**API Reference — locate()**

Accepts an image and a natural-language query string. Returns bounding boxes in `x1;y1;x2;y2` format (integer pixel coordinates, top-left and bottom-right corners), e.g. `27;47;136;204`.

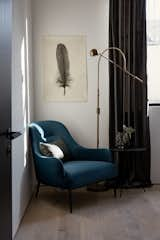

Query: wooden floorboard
15;186;160;240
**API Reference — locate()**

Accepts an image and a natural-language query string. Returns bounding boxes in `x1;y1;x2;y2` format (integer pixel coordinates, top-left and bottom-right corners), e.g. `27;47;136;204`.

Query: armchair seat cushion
64;160;117;189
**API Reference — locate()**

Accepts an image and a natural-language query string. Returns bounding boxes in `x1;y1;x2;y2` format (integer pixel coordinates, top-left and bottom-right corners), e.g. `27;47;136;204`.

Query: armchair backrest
29;120;78;158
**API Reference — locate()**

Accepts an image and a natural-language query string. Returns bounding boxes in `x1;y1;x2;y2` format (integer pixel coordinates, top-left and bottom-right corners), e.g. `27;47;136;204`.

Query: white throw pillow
40;142;64;159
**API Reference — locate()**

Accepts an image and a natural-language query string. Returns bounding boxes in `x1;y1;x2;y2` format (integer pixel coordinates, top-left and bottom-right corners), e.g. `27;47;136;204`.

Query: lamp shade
90;49;98;56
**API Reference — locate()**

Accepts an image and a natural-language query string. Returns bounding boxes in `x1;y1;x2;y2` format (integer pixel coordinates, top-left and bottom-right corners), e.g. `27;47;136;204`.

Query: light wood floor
15;186;160;240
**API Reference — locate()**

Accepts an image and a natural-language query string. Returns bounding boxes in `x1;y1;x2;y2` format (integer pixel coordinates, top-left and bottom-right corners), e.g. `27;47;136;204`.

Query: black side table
110;147;147;197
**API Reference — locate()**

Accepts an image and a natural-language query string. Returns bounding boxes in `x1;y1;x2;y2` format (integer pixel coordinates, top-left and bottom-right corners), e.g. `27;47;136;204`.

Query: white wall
149;106;160;183
12;0;34;237
32;0;109;148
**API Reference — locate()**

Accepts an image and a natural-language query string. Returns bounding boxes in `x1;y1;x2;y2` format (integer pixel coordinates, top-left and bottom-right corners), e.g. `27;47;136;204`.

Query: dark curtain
109;0;151;186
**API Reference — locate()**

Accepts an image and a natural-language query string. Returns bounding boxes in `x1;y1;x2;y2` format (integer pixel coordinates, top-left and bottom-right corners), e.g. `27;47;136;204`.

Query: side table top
110;147;147;152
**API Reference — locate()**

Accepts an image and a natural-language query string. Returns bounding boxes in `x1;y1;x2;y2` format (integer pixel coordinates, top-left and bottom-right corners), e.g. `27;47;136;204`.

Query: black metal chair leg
35;181;40;198
113;187;117;198
68;189;72;213
120;188;123;198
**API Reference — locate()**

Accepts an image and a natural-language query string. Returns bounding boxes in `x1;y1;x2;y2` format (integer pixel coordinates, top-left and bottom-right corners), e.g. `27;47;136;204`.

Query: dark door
0;0;12;239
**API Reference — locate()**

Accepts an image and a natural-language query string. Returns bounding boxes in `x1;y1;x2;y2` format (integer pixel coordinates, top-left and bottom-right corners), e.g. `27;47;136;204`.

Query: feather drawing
56;43;72;95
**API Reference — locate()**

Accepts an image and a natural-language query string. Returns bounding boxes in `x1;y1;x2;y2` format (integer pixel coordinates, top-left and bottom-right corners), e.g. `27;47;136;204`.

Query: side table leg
120;188;123;198
119;177;123;198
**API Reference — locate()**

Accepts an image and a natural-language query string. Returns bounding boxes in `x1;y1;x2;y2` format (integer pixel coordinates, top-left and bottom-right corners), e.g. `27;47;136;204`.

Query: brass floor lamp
90;48;143;148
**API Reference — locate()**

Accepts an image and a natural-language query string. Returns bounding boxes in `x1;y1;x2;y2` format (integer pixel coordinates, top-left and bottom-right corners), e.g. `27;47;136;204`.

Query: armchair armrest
72;146;112;162
35;152;66;186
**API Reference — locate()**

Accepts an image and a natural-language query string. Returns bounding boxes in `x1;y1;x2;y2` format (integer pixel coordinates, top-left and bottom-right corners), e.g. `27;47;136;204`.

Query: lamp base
87;181;111;192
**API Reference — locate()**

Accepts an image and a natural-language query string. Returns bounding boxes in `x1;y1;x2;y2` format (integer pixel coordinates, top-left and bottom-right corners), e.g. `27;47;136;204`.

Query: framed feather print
42;35;87;102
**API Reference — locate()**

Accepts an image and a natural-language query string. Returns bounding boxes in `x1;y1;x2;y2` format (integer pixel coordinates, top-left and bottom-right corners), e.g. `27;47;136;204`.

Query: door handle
0;128;22;140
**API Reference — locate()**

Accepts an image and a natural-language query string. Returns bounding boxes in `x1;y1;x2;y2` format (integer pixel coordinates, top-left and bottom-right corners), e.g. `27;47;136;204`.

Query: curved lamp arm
99;47;127;72
90;48;143;83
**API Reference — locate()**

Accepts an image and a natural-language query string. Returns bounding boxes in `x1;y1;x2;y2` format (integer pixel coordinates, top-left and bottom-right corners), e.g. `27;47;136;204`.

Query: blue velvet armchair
29;121;118;212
